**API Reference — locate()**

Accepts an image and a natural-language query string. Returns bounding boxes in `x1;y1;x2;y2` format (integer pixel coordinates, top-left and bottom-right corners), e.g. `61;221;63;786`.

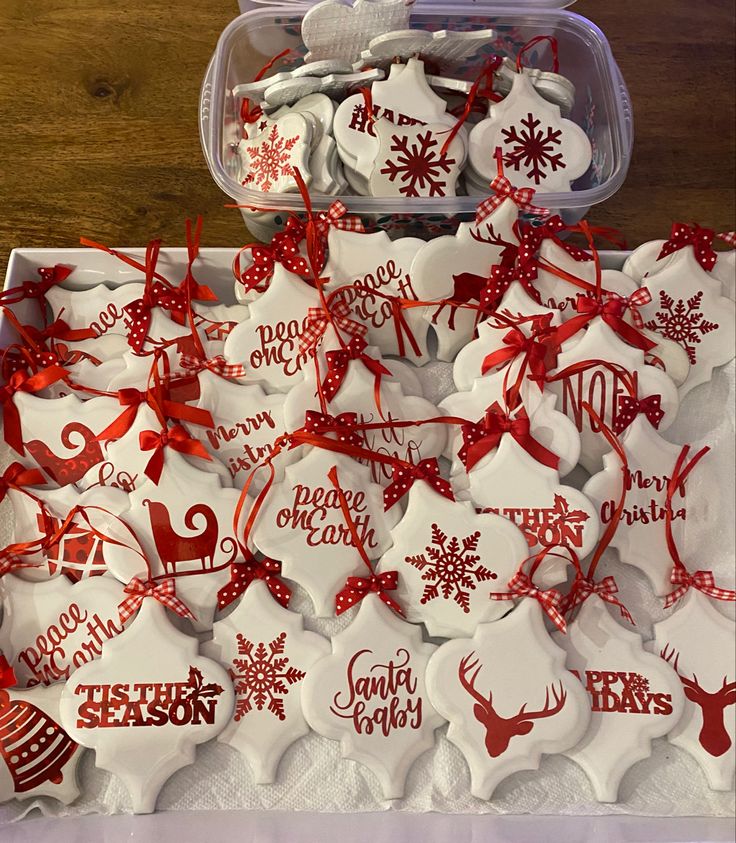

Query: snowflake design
379;131;457;198
501;113;566;185
405;524;497;613
243;124;299;192
626;673;651;702
230;632;306;721
644;290;719;365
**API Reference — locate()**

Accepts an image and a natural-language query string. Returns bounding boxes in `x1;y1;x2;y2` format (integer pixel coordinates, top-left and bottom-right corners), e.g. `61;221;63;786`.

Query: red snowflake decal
626;673;651;702
379;131;457;197
230;632;306;721
501;113;566;185
404;524;497;613
644;290;719;365
243;124;299;192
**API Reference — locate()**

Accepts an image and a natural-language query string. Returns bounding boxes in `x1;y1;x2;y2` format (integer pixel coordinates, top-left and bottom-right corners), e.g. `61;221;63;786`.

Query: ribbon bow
564;575;633;623
217;555;291;610
554;293;657;352
480;325;553;385
321;335;392;403
0;366;70;454
517;216;592;265
27;318;97;344
459;402;560;472
0;463;46;504
139;424;212;483
299;300;367;356
124;280;188;353
238;224;311;293
657;222;735;272
476;173;551;224
118;576;195;625
490;571;566;631
0;654;17;690
664;568;736;608
0;265;72;311
384;458;454;510
335;571;403;616
607;287;652;329
314;201;366;236
179;354;247;380
302;410;364;448
613;393;665;435
480;260;542;313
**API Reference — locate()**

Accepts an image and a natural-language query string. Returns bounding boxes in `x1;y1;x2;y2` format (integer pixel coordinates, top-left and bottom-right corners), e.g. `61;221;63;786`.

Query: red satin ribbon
0;463;46;504
480;325;552;385
0;655;17;689
459;402;560;471
613;393;665;435
26;318;97;344
239;48;292;125
490;570;566;631
118;576;195;625
441;55;503;156
383;457;454;510
516;35;560;73
179;216;217;304
139;424;212;483
552;293;657;352
0;365;70;454
217;554;291;610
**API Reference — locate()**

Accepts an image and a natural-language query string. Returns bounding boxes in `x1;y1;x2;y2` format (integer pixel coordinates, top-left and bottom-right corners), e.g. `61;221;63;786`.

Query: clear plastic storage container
200;0;633;240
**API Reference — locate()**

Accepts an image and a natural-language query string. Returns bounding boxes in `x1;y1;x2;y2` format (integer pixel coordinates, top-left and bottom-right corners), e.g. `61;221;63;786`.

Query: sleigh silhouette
142;499;237;577
25;422;103;486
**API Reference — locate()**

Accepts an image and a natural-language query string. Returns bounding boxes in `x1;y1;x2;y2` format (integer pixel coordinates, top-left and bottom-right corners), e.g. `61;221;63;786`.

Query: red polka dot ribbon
298;300;368;356
0;265;72;314
383;457;454;510
217;555;291;610
321;335;391;403
237;224;311;294
335;571;402;616
490;571;567;632
480;258;541;312
563;575;633;624
516;216;591;266
657;222;736;272
459;402;560;472
613;393;665;435
664;569;736;608
117;576;195;625
124;280;188;353
139;424;212;484
302;411;364;448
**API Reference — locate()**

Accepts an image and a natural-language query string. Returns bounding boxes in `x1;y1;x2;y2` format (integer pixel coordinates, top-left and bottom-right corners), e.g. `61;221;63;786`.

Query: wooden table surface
0;0;734;279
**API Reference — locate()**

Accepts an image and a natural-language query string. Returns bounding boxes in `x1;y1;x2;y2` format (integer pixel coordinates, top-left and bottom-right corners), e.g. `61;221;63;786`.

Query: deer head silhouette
458;652;567;758
661;645;736;757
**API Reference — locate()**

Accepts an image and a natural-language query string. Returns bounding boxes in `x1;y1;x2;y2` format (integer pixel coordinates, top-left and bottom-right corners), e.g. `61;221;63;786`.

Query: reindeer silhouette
25;421;103;485
458;652;567;757
143;500;222;577
661;645;736;757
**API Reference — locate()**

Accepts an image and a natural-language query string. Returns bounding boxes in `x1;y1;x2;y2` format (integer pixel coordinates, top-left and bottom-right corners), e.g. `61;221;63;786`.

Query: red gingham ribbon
490;571;566;631
564;575;633;623
302;411;364;448
118;576;195;625
321;335;391;402
237;223;311;293
384;457;454;510
476;173;550;225
139;424;212;483
179;354;247;380
298;299;367;355
664;568;736;608
459;402;560;472
335;571;403;616
658;222;736;272
613;393;665;435
217;555;291;610
608;287;652;329
314;201;366;236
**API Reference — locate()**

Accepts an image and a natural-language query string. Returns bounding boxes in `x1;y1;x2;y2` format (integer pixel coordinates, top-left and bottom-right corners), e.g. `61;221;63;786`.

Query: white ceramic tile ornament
102;459;243;631
0;575;125;687
250;450;400;616
635;249;736;397
548;319;680;473
263;69;384;109
655;591;736;791
237;113;313;193
322;230;432;363
467;437;600;561
13;392;120;486
283;360;447;486
45;283;145;338
375;483;528;637
302;0;413;63
186;371;289;490
0;681;83;805
439;372;581;478
62;334;128;393
370;120;465;199
59;600;234;814
452;286;562;391
270;93;337;138
583;416;696;596
234;62;352;101
557;595;685;802
361;28;496;67
202;580;330;783
302;594;444;798
426;600;590;800
223;265;321;392
409;203;519;362
469;71;592;192
495;58;576;116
